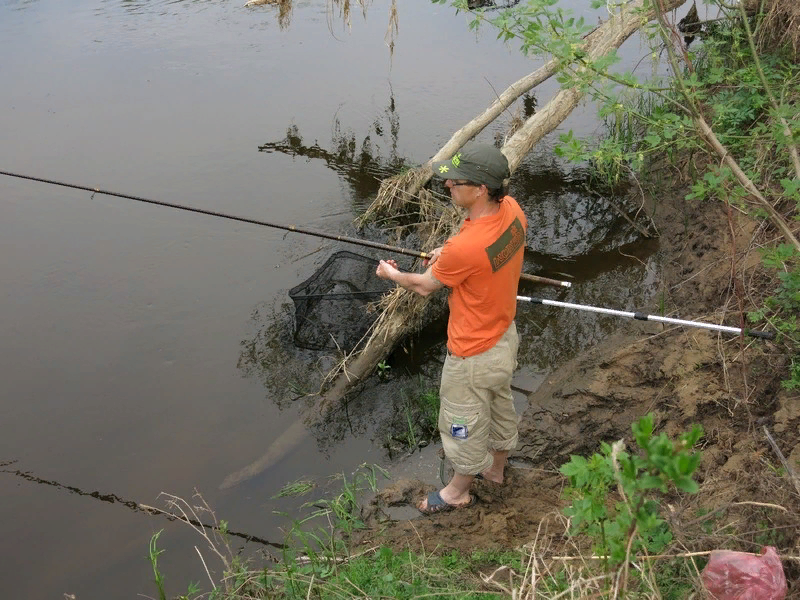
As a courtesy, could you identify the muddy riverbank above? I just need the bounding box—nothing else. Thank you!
[354,173,800,581]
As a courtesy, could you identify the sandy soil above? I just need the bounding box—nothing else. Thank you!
[353,181,800,591]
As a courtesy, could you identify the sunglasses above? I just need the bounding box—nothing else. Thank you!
[447,180,481,188]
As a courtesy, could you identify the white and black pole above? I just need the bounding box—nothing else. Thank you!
[517,296,775,340]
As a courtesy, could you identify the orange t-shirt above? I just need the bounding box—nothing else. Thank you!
[432,196,527,357]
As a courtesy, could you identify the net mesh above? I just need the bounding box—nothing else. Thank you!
[288,251,394,351]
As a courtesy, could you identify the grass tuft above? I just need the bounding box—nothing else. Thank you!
[272,478,316,499]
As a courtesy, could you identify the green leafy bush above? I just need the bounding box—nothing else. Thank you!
[560,414,703,567]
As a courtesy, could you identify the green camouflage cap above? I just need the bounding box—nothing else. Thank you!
[431,144,510,189]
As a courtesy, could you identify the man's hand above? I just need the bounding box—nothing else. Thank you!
[376,259,400,280]
[375,258,443,296]
[423,247,444,268]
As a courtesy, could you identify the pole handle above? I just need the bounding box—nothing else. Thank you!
[746,329,775,340]
[521,273,572,288]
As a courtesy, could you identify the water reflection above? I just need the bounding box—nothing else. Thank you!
[524,237,659,282]
[515,251,660,370]
[88,0,370,31]
[244,0,293,29]
[258,91,407,209]
[5,0,40,11]
[105,0,215,16]
[246,0,376,32]
[512,161,645,258]
[235,296,446,459]
[236,299,332,408]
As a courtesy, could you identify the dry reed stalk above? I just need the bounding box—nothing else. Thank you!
[357,168,435,226]
[158,491,231,570]
[244,0,293,27]
[195,546,217,592]
[763,426,800,497]
[747,0,800,59]
[477,518,558,598]
[325,0,370,33]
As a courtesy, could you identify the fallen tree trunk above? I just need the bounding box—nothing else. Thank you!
[361,17,633,223]
[220,0,688,489]
[335,0,689,406]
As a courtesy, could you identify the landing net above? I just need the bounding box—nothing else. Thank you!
[288,251,394,351]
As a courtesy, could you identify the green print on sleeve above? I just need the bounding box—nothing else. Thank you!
[485,217,525,272]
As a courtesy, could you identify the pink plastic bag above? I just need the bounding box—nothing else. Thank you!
[701,546,787,600]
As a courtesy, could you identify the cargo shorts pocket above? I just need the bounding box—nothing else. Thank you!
[439,397,480,441]
[438,394,487,472]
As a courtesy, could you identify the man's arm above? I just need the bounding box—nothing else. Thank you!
[375,259,444,297]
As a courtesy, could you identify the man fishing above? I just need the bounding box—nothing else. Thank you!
[375,144,527,515]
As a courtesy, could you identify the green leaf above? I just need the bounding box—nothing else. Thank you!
[675,476,699,494]
[560,455,587,479]
[644,134,661,147]
[682,424,704,447]
[780,178,800,198]
[620,455,637,479]
[639,475,666,490]
[632,414,654,448]
[676,453,700,476]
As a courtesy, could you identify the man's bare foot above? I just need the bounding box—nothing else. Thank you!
[477,469,504,484]
[478,450,509,484]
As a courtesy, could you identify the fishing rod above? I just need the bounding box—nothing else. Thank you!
[0,170,571,288]
[517,295,774,339]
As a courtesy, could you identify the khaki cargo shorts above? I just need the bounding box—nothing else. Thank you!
[438,322,519,476]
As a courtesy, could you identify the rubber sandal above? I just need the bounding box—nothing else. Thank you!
[418,490,476,516]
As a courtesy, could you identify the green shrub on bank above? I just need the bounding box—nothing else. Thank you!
[560,414,702,596]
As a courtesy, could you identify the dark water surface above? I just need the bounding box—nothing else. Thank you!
[0,0,674,596]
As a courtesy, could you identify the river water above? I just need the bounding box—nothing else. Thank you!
[0,0,679,596]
